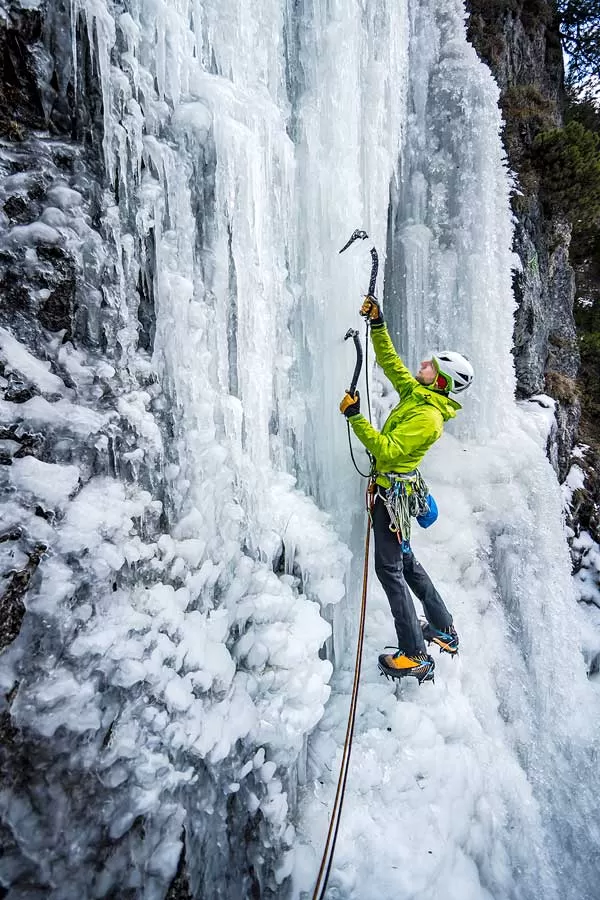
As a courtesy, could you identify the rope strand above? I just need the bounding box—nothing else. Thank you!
[311,490,373,900]
[316,242,378,897]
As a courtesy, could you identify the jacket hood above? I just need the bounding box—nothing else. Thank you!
[416,385,461,421]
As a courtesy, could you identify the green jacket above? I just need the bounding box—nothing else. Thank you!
[349,325,461,487]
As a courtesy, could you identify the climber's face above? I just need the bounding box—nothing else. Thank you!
[416,359,437,386]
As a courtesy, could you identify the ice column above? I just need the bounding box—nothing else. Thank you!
[385,0,517,439]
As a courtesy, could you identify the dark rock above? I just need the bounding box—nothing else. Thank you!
[0,527,23,543]
[547,391,581,482]
[0,268,33,325]
[0,8,46,139]
[3,194,31,223]
[0,541,46,653]
[3,373,37,403]
[27,176,48,201]
[38,280,76,335]
[34,505,55,522]
[570,449,600,549]
[165,837,193,900]
[466,0,580,477]
[0,426,44,459]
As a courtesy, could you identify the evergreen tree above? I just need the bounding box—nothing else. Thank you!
[558,0,600,90]
[533,121,600,233]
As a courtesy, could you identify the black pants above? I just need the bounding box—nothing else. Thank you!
[372,494,453,656]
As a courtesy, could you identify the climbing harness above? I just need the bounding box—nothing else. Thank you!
[377,470,430,551]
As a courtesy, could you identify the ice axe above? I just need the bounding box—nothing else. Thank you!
[340,227,380,399]
[339,231,377,476]
[344,328,363,397]
[339,226,380,397]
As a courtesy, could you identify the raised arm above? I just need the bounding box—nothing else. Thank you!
[370,324,418,397]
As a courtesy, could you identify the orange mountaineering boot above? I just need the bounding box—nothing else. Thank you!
[378,650,435,684]
[421,621,459,656]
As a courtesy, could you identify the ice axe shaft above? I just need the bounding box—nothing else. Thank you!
[344,329,362,397]
[367,246,378,298]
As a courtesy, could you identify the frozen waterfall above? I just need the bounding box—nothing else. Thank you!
[0,0,599,898]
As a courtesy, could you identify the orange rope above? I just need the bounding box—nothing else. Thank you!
[311,487,374,900]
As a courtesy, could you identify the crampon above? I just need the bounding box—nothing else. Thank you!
[377,650,435,685]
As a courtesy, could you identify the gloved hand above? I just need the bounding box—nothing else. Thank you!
[359,295,384,326]
[340,391,360,418]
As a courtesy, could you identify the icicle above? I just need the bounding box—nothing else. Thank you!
[70,0,78,96]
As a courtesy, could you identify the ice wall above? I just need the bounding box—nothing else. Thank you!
[297,3,600,899]
[1,0,599,898]
[385,0,517,438]
[0,0,407,896]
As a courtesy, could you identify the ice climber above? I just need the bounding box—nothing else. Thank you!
[339,296,473,684]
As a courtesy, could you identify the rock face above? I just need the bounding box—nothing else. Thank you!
[0,8,176,898]
[466,0,580,481]
[0,0,121,659]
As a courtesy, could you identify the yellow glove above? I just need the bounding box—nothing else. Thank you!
[340,391,360,418]
[359,296,384,325]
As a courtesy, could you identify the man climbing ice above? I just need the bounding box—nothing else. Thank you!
[339,296,474,683]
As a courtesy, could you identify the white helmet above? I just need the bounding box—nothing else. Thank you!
[432,351,474,394]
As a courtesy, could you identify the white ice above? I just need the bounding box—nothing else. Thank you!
[1,0,599,897]
[0,326,66,395]
[8,456,80,509]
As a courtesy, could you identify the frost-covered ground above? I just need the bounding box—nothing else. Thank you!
[1,0,600,897]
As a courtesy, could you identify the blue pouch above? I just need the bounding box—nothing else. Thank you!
[416,494,438,528]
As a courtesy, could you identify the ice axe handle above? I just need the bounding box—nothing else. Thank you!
[344,329,363,397]
[368,247,379,297]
